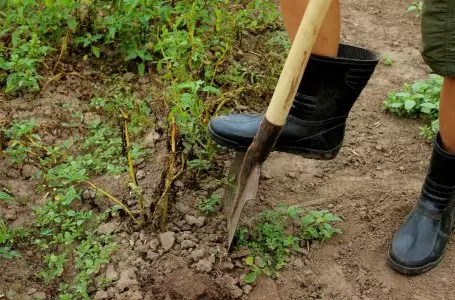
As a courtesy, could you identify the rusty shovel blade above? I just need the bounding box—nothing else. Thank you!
[223,151,261,249]
[225,161,262,249]
[224,119,282,249]
[223,151,245,218]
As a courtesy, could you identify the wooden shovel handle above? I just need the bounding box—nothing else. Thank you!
[265,0,333,126]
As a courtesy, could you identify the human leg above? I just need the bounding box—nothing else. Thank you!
[388,0,455,275]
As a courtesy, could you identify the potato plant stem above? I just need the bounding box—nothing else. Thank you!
[82,180,139,224]
[120,109,145,221]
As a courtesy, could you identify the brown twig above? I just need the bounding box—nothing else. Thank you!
[54,30,71,74]
[82,180,139,224]
[120,109,145,221]
[204,87,245,121]
[210,46,229,86]
[154,114,185,227]
[41,72,84,91]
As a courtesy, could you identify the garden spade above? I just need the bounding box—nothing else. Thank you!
[222,0,333,248]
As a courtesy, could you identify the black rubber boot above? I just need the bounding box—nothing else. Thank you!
[388,134,455,275]
[208,44,379,159]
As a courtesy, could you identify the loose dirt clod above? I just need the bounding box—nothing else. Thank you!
[194,216,206,227]
[146,251,160,262]
[21,164,38,179]
[159,232,176,251]
[149,238,160,251]
[116,268,139,293]
[105,264,119,282]
[195,257,214,273]
[31,292,47,300]
[243,285,253,295]
[165,268,222,299]
[143,130,160,148]
[98,221,120,235]
[190,248,205,262]
[136,170,146,180]
[3,208,17,221]
[116,290,143,300]
[185,215,197,225]
[93,290,108,300]
[180,239,197,249]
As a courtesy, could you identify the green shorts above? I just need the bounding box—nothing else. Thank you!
[421,0,455,77]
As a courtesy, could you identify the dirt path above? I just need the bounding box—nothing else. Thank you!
[246,0,454,299]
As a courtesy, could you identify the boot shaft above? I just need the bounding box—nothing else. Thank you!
[421,134,455,208]
[207,45,379,159]
[290,44,379,122]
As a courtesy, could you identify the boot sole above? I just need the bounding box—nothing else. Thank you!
[387,210,455,276]
[387,251,442,276]
[208,123,340,160]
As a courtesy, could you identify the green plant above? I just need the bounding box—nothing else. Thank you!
[0,1,288,298]
[198,194,222,214]
[169,80,221,172]
[266,31,292,51]
[235,205,342,283]
[384,74,441,140]
[299,210,342,241]
[1,0,282,202]
[3,110,144,297]
[0,191,15,203]
[236,0,280,31]
[32,187,118,297]
[0,217,20,259]
[0,0,279,93]
[408,1,423,16]
[383,56,394,66]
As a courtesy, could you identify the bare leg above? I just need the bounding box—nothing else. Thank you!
[439,77,455,153]
[279,0,341,57]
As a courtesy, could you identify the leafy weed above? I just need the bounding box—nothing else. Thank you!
[234,205,342,283]
[198,194,222,214]
[384,74,441,140]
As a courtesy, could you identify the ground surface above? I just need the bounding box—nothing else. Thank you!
[1,0,454,299]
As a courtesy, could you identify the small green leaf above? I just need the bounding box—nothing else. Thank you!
[201,86,221,95]
[91,46,101,58]
[262,267,272,276]
[0,192,15,203]
[108,27,116,39]
[244,271,258,283]
[300,214,315,227]
[245,256,254,266]
[390,102,403,108]
[3,250,21,261]
[308,228,319,238]
[67,18,77,32]
[396,92,411,98]
[126,50,138,60]
[420,102,437,109]
[180,93,193,110]
[404,100,416,111]
[431,119,439,132]
[325,213,342,222]
[138,63,145,76]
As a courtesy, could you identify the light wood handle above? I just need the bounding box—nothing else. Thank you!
[265,0,333,126]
